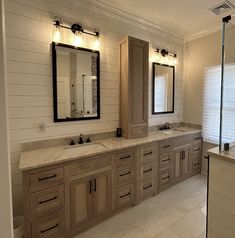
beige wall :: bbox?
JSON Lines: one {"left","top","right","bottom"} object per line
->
{"left": 5, "top": 0, "right": 184, "bottom": 215}
{"left": 0, "top": 0, "right": 13, "bottom": 237}
{"left": 183, "top": 31, "right": 221, "bottom": 125}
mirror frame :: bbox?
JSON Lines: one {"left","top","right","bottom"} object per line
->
{"left": 52, "top": 42, "right": 100, "bottom": 122}
{"left": 152, "top": 62, "right": 175, "bottom": 115}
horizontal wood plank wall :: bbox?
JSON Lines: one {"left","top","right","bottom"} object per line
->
{"left": 5, "top": 0, "right": 184, "bottom": 215}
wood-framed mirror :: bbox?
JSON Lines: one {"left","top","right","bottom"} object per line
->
{"left": 52, "top": 42, "right": 100, "bottom": 122}
{"left": 152, "top": 62, "right": 175, "bottom": 114}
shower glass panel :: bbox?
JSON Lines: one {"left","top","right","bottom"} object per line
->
{"left": 219, "top": 17, "right": 235, "bottom": 150}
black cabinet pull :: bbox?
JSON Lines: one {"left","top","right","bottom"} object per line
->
{"left": 204, "top": 155, "right": 209, "bottom": 160}
{"left": 143, "top": 168, "right": 152, "bottom": 173}
{"left": 143, "top": 151, "right": 152, "bottom": 156}
{"left": 120, "top": 171, "right": 130, "bottom": 177}
{"left": 161, "top": 175, "right": 170, "bottom": 180}
{"left": 120, "top": 155, "right": 131, "bottom": 160}
{"left": 162, "top": 145, "right": 170, "bottom": 149}
{"left": 94, "top": 179, "right": 96, "bottom": 192}
{"left": 38, "top": 174, "right": 57, "bottom": 181}
{"left": 194, "top": 162, "right": 200, "bottom": 166}
{"left": 143, "top": 184, "right": 152, "bottom": 190}
{"left": 89, "top": 180, "right": 92, "bottom": 194}
{"left": 181, "top": 151, "right": 185, "bottom": 160}
{"left": 120, "top": 192, "right": 130, "bottom": 199}
{"left": 194, "top": 137, "right": 201, "bottom": 140}
{"left": 162, "top": 158, "right": 170, "bottom": 163}
{"left": 193, "top": 148, "right": 200, "bottom": 152}
{"left": 40, "top": 224, "right": 58, "bottom": 234}
{"left": 39, "top": 196, "right": 57, "bottom": 204}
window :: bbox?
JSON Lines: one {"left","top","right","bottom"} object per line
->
{"left": 203, "top": 64, "right": 235, "bottom": 144}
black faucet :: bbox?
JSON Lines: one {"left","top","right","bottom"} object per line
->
{"left": 78, "top": 134, "right": 84, "bottom": 144}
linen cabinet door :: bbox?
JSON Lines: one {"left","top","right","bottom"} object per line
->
{"left": 70, "top": 176, "right": 92, "bottom": 229}
{"left": 173, "top": 148, "right": 182, "bottom": 181}
{"left": 182, "top": 147, "right": 190, "bottom": 177}
{"left": 93, "top": 170, "right": 112, "bottom": 217}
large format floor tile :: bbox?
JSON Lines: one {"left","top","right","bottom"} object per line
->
{"left": 74, "top": 174, "right": 207, "bottom": 238}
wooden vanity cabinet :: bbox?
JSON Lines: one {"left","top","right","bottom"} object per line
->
{"left": 120, "top": 36, "right": 149, "bottom": 139}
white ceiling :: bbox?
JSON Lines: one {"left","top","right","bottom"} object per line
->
{"left": 79, "top": 0, "right": 235, "bottom": 41}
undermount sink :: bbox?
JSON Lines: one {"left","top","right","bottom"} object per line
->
{"left": 161, "top": 128, "right": 184, "bottom": 135}
{"left": 64, "top": 141, "right": 107, "bottom": 154}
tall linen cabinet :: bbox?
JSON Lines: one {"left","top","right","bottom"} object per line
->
{"left": 120, "top": 36, "right": 149, "bottom": 139}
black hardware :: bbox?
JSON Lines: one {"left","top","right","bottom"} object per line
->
{"left": 222, "top": 15, "right": 231, "bottom": 23}
{"left": 143, "top": 184, "right": 152, "bottom": 190}
{"left": 120, "top": 155, "right": 131, "bottom": 160}
{"left": 89, "top": 180, "right": 92, "bottom": 194}
{"left": 120, "top": 171, "right": 130, "bottom": 177}
{"left": 78, "top": 136, "right": 84, "bottom": 144}
{"left": 162, "top": 145, "right": 170, "bottom": 149}
{"left": 193, "top": 148, "right": 200, "bottom": 152}
{"left": 86, "top": 137, "right": 91, "bottom": 143}
{"left": 224, "top": 143, "right": 230, "bottom": 151}
{"left": 38, "top": 174, "right": 57, "bottom": 181}
{"left": 182, "top": 151, "right": 185, "bottom": 160}
{"left": 120, "top": 193, "right": 130, "bottom": 199}
{"left": 143, "top": 168, "right": 152, "bottom": 173}
{"left": 204, "top": 155, "right": 209, "bottom": 160}
{"left": 41, "top": 224, "right": 58, "bottom": 234}
{"left": 70, "top": 140, "right": 75, "bottom": 145}
{"left": 39, "top": 196, "right": 57, "bottom": 204}
{"left": 94, "top": 179, "right": 96, "bottom": 192}
{"left": 194, "top": 162, "right": 200, "bottom": 166}
{"left": 143, "top": 151, "right": 153, "bottom": 156}
{"left": 162, "top": 157, "right": 170, "bottom": 163}
{"left": 116, "top": 128, "right": 122, "bottom": 137}
{"left": 194, "top": 137, "right": 201, "bottom": 140}
{"left": 161, "top": 175, "right": 170, "bottom": 180}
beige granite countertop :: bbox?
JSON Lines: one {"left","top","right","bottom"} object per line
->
{"left": 208, "top": 145, "right": 235, "bottom": 163}
{"left": 19, "top": 127, "right": 201, "bottom": 171}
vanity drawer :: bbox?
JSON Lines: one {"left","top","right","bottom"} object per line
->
{"left": 30, "top": 185, "right": 64, "bottom": 217}
{"left": 140, "top": 145, "right": 155, "bottom": 164}
{"left": 116, "top": 184, "right": 134, "bottom": 207}
{"left": 159, "top": 168, "right": 172, "bottom": 192}
{"left": 192, "top": 158, "right": 201, "bottom": 172}
{"left": 67, "top": 157, "right": 111, "bottom": 176}
{"left": 115, "top": 150, "right": 134, "bottom": 167}
{"left": 159, "top": 140, "right": 172, "bottom": 154}
{"left": 192, "top": 143, "right": 202, "bottom": 156}
{"left": 192, "top": 133, "right": 202, "bottom": 144}
{"left": 131, "top": 125, "right": 147, "bottom": 138}
{"left": 29, "top": 168, "right": 64, "bottom": 192}
{"left": 116, "top": 165, "right": 134, "bottom": 185}
{"left": 139, "top": 179, "right": 154, "bottom": 200}
{"left": 31, "top": 211, "right": 65, "bottom": 238}
{"left": 159, "top": 153, "right": 172, "bottom": 169}
{"left": 174, "top": 135, "right": 192, "bottom": 148}
{"left": 140, "top": 163, "right": 154, "bottom": 180}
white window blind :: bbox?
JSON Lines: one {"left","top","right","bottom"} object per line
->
{"left": 203, "top": 64, "right": 235, "bottom": 144}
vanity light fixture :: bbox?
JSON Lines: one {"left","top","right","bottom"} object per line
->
{"left": 52, "top": 16, "right": 101, "bottom": 49}
{"left": 155, "top": 47, "right": 177, "bottom": 65}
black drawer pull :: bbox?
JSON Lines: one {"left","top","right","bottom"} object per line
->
{"left": 194, "top": 137, "right": 201, "bottom": 140}
{"left": 120, "top": 155, "right": 131, "bottom": 160}
{"left": 161, "top": 175, "right": 170, "bottom": 180}
{"left": 143, "top": 168, "right": 152, "bottom": 173}
{"left": 41, "top": 224, "right": 58, "bottom": 234}
{"left": 89, "top": 180, "right": 92, "bottom": 194}
{"left": 94, "top": 179, "right": 96, "bottom": 192}
{"left": 194, "top": 162, "right": 200, "bottom": 166}
{"left": 162, "top": 158, "right": 170, "bottom": 163}
{"left": 39, "top": 196, "right": 57, "bottom": 204}
{"left": 193, "top": 148, "right": 200, "bottom": 152}
{"left": 120, "top": 171, "right": 131, "bottom": 177}
{"left": 120, "top": 192, "right": 130, "bottom": 199}
{"left": 143, "top": 184, "right": 152, "bottom": 190}
{"left": 143, "top": 151, "right": 153, "bottom": 156}
{"left": 162, "top": 145, "right": 170, "bottom": 149}
{"left": 38, "top": 174, "right": 57, "bottom": 181}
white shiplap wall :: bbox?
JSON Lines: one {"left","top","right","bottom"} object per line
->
{"left": 5, "top": 0, "right": 184, "bottom": 215}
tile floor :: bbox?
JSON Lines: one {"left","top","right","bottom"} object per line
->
{"left": 74, "top": 174, "right": 207, "bottom": 238}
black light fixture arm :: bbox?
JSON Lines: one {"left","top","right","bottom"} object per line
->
{"left": 155, "top": 47, "right": 177, "bottom": 58}
{"left": 53, "top": 16, "right": 101, "bottom": 37}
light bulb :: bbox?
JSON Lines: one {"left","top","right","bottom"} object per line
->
{"left": 93, "top": 36, "right": 100, "bottom": 50}
{"left": 74, "top": 31, "right": 83, "bottom": 47}
{"left": 53, "top": 25, "right": 61, "bottom": 42}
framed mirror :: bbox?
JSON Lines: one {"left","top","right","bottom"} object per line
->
{"left": 52, "top": 42, "right": 100, "bottom": 122}
{"left": 152, "top": 62, "right": 175, "bottom": 114}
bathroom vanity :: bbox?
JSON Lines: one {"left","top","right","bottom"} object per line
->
{"left": 20, "top": 127, "right": 202, "bottom": 238}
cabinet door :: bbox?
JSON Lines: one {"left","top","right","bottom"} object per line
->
{"left": 182, "top": 148, "right": 190, "bottom": 176}
{"left": 173, "top": 149, "right": 182, "bottom": 181}
{"left": 93, "top": 170, "right": 112, "bottom": 217}
{"left": 70, "top": 176, "right": 92, "bottom": 229}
